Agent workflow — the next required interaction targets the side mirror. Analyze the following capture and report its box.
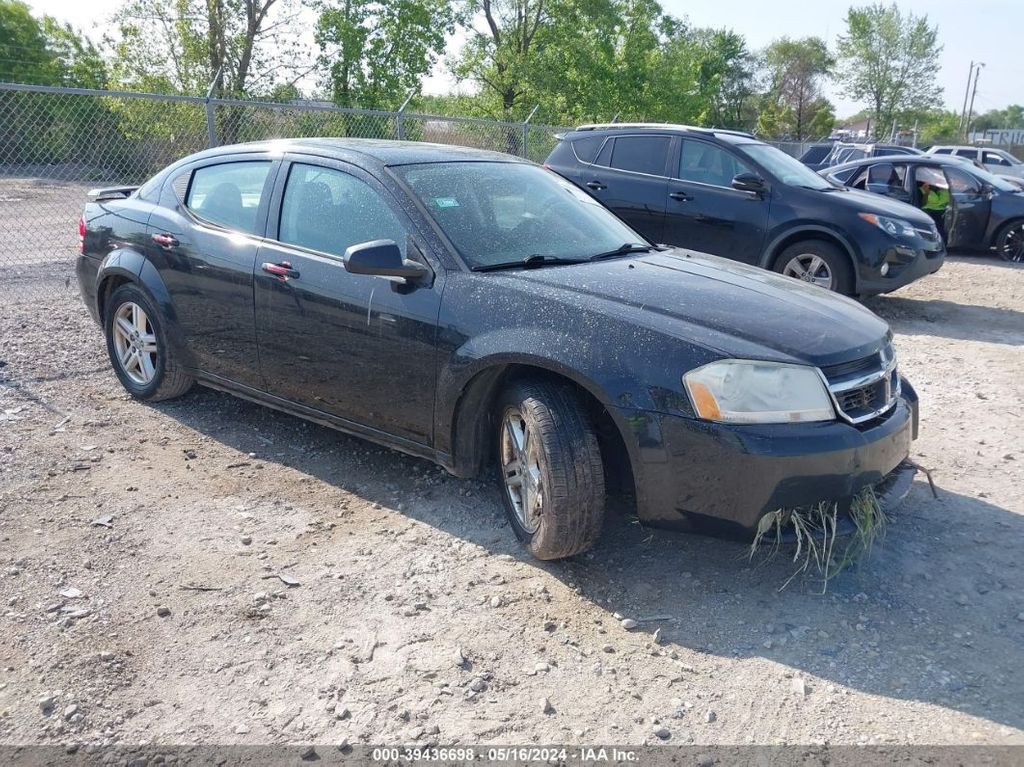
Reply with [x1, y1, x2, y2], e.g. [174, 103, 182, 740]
[732, 172, 767, 194]
[343, 239, 429, 282]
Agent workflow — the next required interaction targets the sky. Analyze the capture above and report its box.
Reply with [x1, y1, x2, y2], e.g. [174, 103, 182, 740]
[24, 0, 1023, 118]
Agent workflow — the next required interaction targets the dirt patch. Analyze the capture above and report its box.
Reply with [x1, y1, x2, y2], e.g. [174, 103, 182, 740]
[0, 255, 1022, 747]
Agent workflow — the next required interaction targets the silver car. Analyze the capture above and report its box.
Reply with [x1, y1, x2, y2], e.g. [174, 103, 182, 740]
[926, 145, 1024, 179]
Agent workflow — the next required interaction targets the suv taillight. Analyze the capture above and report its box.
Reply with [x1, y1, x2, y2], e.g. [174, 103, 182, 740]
[78, 215, 86, 253]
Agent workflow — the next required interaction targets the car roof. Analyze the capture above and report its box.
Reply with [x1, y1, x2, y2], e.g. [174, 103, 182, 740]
[823, 155, 967, 176]
[187, 137, 527, 166]
[568, 123, 757, 143]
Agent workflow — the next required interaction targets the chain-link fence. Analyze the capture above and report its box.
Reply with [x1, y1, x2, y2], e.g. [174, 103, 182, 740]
[0, 81, 565, 301]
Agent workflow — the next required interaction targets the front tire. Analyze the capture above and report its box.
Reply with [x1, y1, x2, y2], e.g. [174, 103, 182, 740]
[995, 220, 1024, 263]
[774, 240, 854, 295]
[495, 380, 605, 560]
[104, 283, 194, 401]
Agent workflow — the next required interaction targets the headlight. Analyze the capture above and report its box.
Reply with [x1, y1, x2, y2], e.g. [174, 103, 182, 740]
[858, 212, 917, 237]
[682, 360, 836, 424]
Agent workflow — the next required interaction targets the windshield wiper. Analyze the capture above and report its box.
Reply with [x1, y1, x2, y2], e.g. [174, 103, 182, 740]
[588, 243, 654, 261]
[471, 253, 587, 272]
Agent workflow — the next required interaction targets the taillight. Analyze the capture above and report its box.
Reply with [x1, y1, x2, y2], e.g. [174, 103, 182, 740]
[78, 215, 86, 253]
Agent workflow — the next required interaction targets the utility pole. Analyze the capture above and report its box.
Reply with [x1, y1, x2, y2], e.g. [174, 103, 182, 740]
[958, 60, 974, 137]
[965, 63, 985, 141]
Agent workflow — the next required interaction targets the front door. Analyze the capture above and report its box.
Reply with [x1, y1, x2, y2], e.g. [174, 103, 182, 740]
[254, 159, 442, 445]
[662, 138, 770, 262]
[146, 157, 277, 387]
[944, 166, 992, 248]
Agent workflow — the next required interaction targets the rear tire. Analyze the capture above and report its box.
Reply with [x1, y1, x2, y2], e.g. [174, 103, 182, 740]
[495, 380, 605, 560]
[774, 240, 854, 295]
[104, 283, 194, 402]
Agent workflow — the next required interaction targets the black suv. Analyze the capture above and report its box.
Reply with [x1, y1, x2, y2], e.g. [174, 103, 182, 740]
[545, 124, 945, 295]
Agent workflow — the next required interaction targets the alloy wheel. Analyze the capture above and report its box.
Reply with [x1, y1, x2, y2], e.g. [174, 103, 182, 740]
[1001, 223, 1024, 263]
[782, 254, 834, 289]
[501, 408, 544, 534]
[112, 302, 158, 385]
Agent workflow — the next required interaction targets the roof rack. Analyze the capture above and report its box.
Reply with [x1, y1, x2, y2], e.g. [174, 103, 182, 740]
[573, 122, 754, 139]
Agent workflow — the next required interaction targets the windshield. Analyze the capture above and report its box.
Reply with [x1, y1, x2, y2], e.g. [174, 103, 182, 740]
[738, 143, 834, 190]
[394, 162, 647, 269]
[965, 163, 1020, 193]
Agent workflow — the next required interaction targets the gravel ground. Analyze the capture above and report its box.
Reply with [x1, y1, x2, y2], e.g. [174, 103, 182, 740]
[0, 255, 1022, 748]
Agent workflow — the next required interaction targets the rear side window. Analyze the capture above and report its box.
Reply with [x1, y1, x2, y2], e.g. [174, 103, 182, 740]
[932, 148, 953, 155]
[571, 136, 605, 164]
[855, 162, 909, 202]
[187, 162, 272, 234]
[609, 136, 670, 176]
[954, 148, 978, 159]
[278, 163, 408, 258]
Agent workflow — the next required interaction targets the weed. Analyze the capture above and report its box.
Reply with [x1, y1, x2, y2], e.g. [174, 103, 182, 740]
[749, 485, 887, 592]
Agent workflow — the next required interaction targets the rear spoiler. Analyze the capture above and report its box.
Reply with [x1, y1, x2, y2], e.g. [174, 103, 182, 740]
[88, 185, 138, 201]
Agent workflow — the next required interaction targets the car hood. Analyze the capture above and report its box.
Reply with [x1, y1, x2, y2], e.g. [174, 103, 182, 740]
[823, 186, 935, 224]
[503, 249, 891, 367]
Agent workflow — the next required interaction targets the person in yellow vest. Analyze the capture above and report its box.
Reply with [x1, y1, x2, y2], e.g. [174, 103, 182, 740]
[917, 167, 950, 243]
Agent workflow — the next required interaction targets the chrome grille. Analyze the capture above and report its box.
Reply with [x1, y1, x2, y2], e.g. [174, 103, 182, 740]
[822, 344, 900, 424]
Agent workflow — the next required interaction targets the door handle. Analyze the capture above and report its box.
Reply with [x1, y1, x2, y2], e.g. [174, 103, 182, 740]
[585, 180, 607, 191]
[669, 191, 693, 202]
[151, 232, 179, 249]
[262, 261, 300, 280]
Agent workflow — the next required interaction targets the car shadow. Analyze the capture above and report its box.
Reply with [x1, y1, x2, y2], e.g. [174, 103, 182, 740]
[863, 294, 1024, 346]
[154, 385, 1024, 733]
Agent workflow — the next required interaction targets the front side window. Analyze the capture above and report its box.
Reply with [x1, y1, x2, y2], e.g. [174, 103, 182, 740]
[678, 140, 752, 187]
[394, 162, 646, 269]
[738, 142, 833, 190]
[945, 166, 983, 196]
[983, 151, 1012, 167]
[187, 161, 272, 234]
[278, 163, 408, 258]
[609, 136, 671, 176]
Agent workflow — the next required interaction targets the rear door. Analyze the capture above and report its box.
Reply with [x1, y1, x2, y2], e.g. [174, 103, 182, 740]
[944, 165, 992, 248]
[253, 157, 442, 444]
[662, 137, 770, 262]
[849, 161, 912, 203]
[575, 134, 671, 242]
[147, 156, 277, 387]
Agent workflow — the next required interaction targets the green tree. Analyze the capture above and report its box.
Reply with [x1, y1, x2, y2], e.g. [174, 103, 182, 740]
[0, 0, 53, 84]
[836, 3, 942, 135]
[111, 0, 304, 97]
[0, 0, 106, 86]
[315, 0, 455, 109]
[761, 36, 833, 139]
[454, 0, 551, 118]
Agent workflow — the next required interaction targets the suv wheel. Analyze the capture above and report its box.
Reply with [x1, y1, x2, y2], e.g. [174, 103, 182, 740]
[104, 283, 194, 401]
[996, 221, 1024, 262]
[775, 240, 853, 295]
[496, 380, 605, 560]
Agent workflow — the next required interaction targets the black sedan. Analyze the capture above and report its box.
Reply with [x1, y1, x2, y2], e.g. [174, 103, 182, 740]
[77, 139, 918, 560]
[822, 155, 1024, 261]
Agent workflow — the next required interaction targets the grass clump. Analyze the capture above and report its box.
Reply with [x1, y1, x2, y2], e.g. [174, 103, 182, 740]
[750, 485, 887, 592]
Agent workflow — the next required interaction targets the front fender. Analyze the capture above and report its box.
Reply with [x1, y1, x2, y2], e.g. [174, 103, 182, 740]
[433, 327, 687, 477]
[760, 224, 862, 284]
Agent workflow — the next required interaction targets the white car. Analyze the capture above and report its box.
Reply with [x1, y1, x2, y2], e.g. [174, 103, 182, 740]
[926, 145, 1024, 179]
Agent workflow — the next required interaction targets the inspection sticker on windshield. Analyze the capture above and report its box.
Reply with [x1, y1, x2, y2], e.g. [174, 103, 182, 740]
[432, 197, 460, 208]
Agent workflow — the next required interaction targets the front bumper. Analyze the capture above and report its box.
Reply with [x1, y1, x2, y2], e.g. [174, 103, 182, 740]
[857, 238, 944, 296]
[617, 379, 918, 538]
